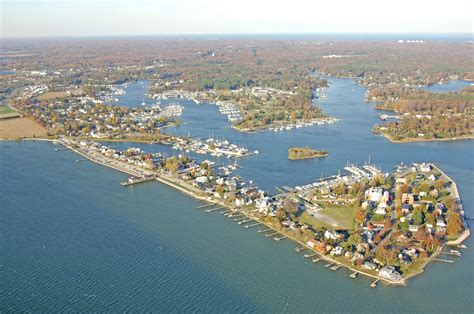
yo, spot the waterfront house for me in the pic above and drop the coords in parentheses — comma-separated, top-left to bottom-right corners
(379, 266, 402, 281)
(363, 261, 377, 270)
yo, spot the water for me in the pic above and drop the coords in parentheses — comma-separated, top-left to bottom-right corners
(1, 77, 473, 312)
(420, 80, 472, 93)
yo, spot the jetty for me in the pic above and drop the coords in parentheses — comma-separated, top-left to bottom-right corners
(258, 228, 272, 234)
(304, 253, 318, 258)
(265, 232, 279, 238)
(312, 258, 322, 263)
(198, 202, 216, 209)
(325, 263, 334, 268)
(350, 272, 358, 278)
(205, 206, 225, 213)
(274, 235, 287, 241)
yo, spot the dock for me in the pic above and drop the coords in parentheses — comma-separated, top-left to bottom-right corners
(370, 279, 380, 288)
(294, 246, 305, 253)
(330, 265, 342, 271)
(349, 272, 358, 278)
(198, 202, 216, 209)
(304, 253, 318, 258)
(440, 251, 462, 257)
(245, 222, 261, 228)
(312, 258, 322, 263)
(121, 175, 157, 186)
(325, 263, 334, 268)
(258, 228, 271, 234)
(205, 206, 225, 213)
(265, 232, 279, 237)
(433, 258, 454, 264)
(238, 219, 252, 225)
(274, 236, 287, 241)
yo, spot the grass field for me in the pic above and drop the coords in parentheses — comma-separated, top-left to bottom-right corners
(0, 117, 47, 139)
(36, 91, 66, 101)
(298, 203, 358, 230)
(0, 106, 16, 115)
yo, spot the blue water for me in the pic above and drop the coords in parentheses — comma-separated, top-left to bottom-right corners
(1, 77, 473, 312)
(420, 80, 472, 93)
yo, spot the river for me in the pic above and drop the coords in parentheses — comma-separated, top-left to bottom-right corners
(1, 77, 472, 312)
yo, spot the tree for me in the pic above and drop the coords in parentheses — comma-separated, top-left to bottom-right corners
(384, 216, 392, 230)
(412, 210, 424, 225)
(215, 185, 225, 197)
(446, 212, 463, 235)
(433, 179, 445, 191)
(354, 210, 366, 225)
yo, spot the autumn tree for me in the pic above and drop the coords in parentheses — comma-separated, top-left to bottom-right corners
(354, 210, 366, 225)
(446, 212, 463, 235)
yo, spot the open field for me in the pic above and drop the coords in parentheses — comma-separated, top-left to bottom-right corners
(0, 117, 47, 139)
(298, 204, 357, 230)
(36, 91, 66, 101)
(0, 106, 16, 115)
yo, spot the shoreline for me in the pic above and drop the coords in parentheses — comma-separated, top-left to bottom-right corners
(55, 137, 407, 287)
(377, 132, 474, 144)
(4, 137, 468, 287)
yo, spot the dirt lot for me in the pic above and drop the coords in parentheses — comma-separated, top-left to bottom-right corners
(36, 91, 66, 101)
(0, 117, 48, 139)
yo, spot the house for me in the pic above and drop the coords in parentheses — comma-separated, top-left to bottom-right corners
(401, 204, 412, 214)
(366, 187, 384, 202)
(363, 261, 377, 270)
(331, 246, 344, 256)
(420, 163, 432, 172)
(428, 174, 436, 181)
(375, 202, 387, 215)
(408, 225, 419, 232)
(402, 193, 415, 205)
(306, 238, 320, 249)
(195, 176, 208, 184)
(324, 230, 340, 240)
(379, 266, 402, 281)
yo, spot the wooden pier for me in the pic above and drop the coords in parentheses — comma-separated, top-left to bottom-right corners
(245, 222, 261, 229)
(121, 175, 157, 186)
(370, 279, 380, 288)
(258, 228, 271, 234)
(325, 263, 334, 268)
(198, 202, 216, 209)
(304, 253, 318, 258)
(205, 206, 225, 213)
(312, 258, 322, 263)
(349, 272, 358, 278)
(331, 265, 342, 271)
(238, 219, 252, 225)
(440, 251, 462, 257)
(274, 236, 287, 241)
(433, 258, 454, 264)
(294, 246, 305, 253)
(265, 232, 279, 237)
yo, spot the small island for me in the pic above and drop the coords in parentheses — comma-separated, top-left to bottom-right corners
(288, 147, 328, 160)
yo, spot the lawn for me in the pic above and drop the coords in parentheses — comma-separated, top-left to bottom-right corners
(36, 91, 66, 101)
(0, 106, 16, 115)
(298, 203, 358, 230)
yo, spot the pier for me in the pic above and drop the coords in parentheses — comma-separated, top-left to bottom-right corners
(274, 236, 287, 241)
(265, 232, 279, 237)
(245, 222, 261, 228)
(258, 228, 272, 234)
(294, 246, 305, 253)
(304, 253, 318, 258)
(198, 202, 216, 209)
(433, 258, 454, 264)
(331, 265, 342, 271)
(312, 258, 322, 263)
(350, 272, 358, 278)
(370, 279, 380, 288)
(121, 175, 157, 186)
(205, 206, 225, 213)
(325, 263, 334, 268)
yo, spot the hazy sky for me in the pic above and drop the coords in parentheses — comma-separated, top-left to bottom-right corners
(1, 0, 473, 37)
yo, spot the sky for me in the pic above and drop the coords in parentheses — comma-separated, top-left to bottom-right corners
(1, 0, 473, 38)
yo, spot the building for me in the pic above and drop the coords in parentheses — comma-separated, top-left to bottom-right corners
(379, 266, 402, 281)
